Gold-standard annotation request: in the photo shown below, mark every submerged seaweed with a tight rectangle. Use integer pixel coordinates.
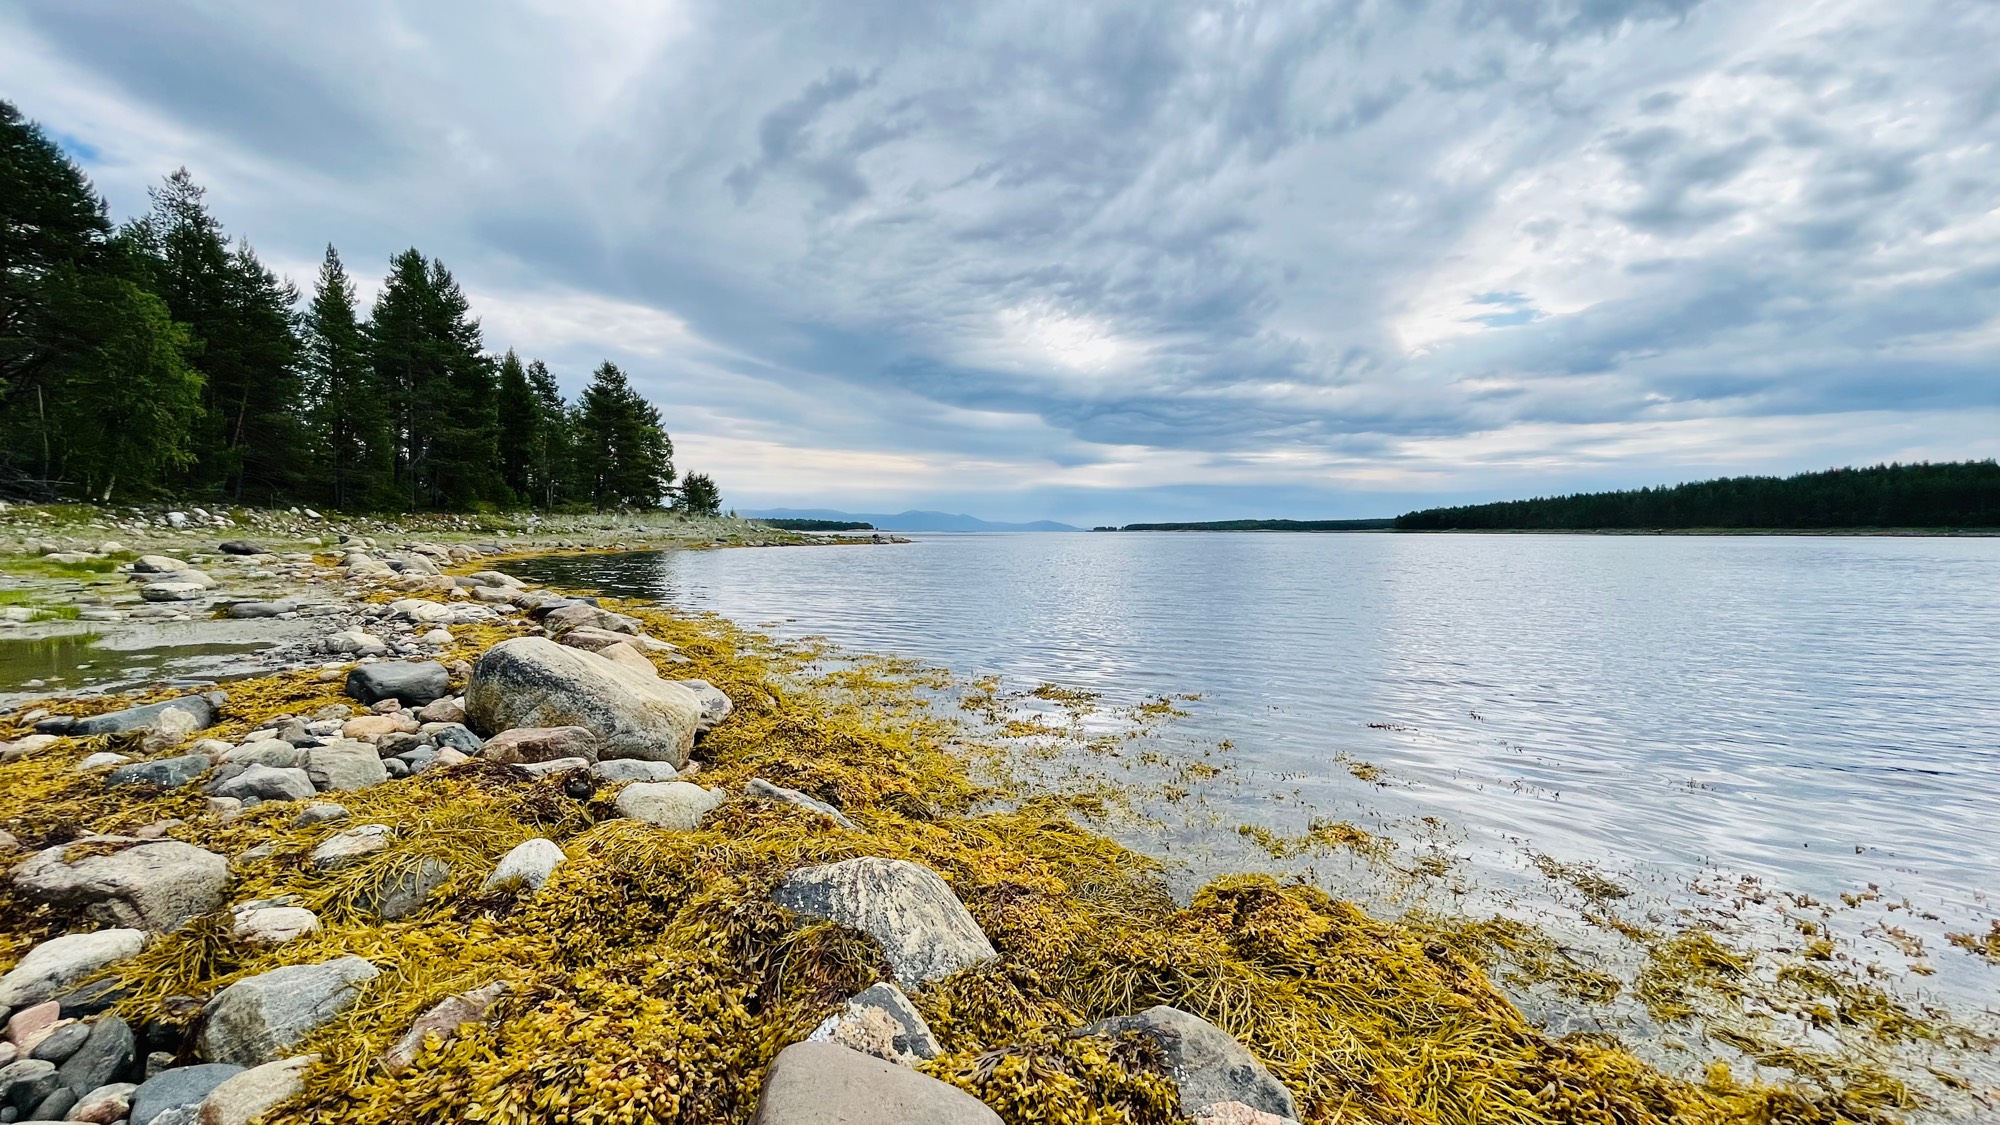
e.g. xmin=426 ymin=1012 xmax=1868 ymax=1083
xmin=0 ymin=598 xmax=1961 ymax=1124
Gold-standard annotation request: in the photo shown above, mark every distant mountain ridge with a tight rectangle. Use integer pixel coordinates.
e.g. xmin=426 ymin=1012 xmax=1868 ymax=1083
xmin=743 ymin=508 xmax=1079 ymax=532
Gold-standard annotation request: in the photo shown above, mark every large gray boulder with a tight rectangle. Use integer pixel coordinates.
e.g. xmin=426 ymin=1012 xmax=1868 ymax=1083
xmin=0 ymin=929 xmax=147 ymax=1011
xmin=751 ymin=1041 xmax=1000 ymax=1125
xmin=198 ymin=957 xmax=378 ymax=1067
xmin=771 ymin=858 xmax=995 ymax=989
xmin=13 ymin=840 xmax=228 ymax=931
xmin=344 ymin=661 xmax=450 ymax=707
xmin=70 ymin=695 xmax=220 ymax=738
xmin=129 ymin=1064 xmax=244 ymax=1125
xmin=1079 ymin=1006 xmax=1297 ymax=1121
xmin=302 ymin=741 xmax=388 ymax=791
xmin=465 ymin=638 xmax=703 ymax=765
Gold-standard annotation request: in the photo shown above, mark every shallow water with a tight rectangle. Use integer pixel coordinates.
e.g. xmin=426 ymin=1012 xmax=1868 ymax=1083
xmin=0 ymin=628 xmax=284 ymax=705
xmin=510 ymin=533 xmax=2000 ymax=1023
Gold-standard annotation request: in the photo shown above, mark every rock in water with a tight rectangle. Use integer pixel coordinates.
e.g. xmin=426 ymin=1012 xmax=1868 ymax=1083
xmin=465 ymin=638 xmax=702 ymax=765
xmin=0 ymin=931 xmax=147 ymax=1011
xmin=615 ymin=781 xmax=724 ymax=830
xmin=70 ymin=695 xmax=220 ymax=738
xmin=129 ymin=1064 xmax=244 ymax=1125
xmin=1079 ymin=1006 xmax=1298 ymax=1121
xmin=482 ymin=838 xmax=566 ymax=893
xmin=196 ymin=1053 xmax=315 ymax=1125
xmin=13 ymin=840 xmax=228 ymax=931
xmin=198 ymin=958 xmax=378 ymax=1067
xmin=344 ymin=662 xmax=450 ymax=707
xmin=751 ymin=1041 xmax=1001 ymax=1125
xmin=806 ymin=982 xmax=940 ymax=1066
xmin=771 ymin=858 xmax=996 ymax=989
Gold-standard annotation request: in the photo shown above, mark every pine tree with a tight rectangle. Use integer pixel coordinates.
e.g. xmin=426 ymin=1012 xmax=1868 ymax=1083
xmin=302 ymin=245 xmax=394 ymax=509
xmin=678 ymin=472 xmax=721 ymax=516
xmin=42 ymin=275 xmax=203 ymax=500
xmin=421 ymin=257 xmax=500 ymax=508
xmin=0 ymin=100 xmax=116 ymax=492
xmin=370 ymin=250 xmax=501 ymax=509
xmin=525 ymin=359 xmax=574 ymax=508
xmin=576 ymin=361 xmax=673 ymax=509
xmin=495 ymin=350 xmax=535 ymax=502
xmin=133 ymin=169 xmax=301 ymax=501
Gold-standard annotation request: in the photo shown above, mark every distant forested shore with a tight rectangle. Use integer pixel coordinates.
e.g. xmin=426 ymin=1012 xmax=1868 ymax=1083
xmin=1094 ymin=518 xmax=1395 ymax=532
xmin=1394 ymin=461 xmax=2000 ymax=531
xmin=1 ymin=101 xmax=720 ymax=515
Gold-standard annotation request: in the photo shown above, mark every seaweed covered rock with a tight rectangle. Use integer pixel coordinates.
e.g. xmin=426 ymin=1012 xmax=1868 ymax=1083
xmin=747 ymin=778 xmax=856 ymax=830
xmin=465 ymin=637 xmax=702 ymax=765
xmin=380 ymin=982 xmax=508 ymax=1074
xmin=106 ymin=753 xmax=213 ymax=790
xmin=772 ymin=858 xmax=996 ymax=989
xmin=751 ymin=1041 xmax=1001 ymax=1125
xmin=308 ymin=825 xmax=391 ymax=871
xmin=0 ymin=930 xmax=147 ymax=1011
xmin=806 ymin=982 xmax=940 ymax=1066
xmin=198 ymin=957 xmax=377 ymax=1067
xmin=1080 ymin=1005 xmax=1297 ymax=1121
xmin=360 ymin=859 xmax=451 ymax=920
xmin=13 ymin=840 xmax=228 ymax=932
xmin=344 ymin=661 xmax=450 ymax=707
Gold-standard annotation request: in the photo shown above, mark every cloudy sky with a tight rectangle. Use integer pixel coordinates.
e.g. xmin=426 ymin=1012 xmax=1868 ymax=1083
xmin=5 ymin=0 xmax=1998 ymax=523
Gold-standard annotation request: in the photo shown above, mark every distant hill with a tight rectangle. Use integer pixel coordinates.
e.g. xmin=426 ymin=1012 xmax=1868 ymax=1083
xmin=741 ymin=508 xmax=1079 ymax=532
xmin=1395 ymin=461 xmax=2000 ymax=530
xmin=1098 ymin=518 xmax=1395 ymax=532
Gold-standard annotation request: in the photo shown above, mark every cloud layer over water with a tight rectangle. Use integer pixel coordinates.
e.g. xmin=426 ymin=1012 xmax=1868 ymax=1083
xmin=6 ymin=0 xmax=1998 ymax=521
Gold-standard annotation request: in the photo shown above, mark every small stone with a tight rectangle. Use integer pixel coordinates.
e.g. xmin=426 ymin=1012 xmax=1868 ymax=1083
xmin=415 ymin=697 xmax=465 ymax=725
xmin=750 ymin=1041 xmax=1001 ymax=1125
xmin=198 ymin=958 xmax=377 ymax=1067
xmin=194 ymin=1053 xmax=314 ymax=1125
xmin=0 ymin=1057 xmax=59 ymax=1115
xmin=1191 ymin=1102 xmax=1301 ymax=1125
xmin=229 ymin=905 xmax=320 ymax=947
xmin=29 ymin=1083 xmax=77 ymax=1119
xmin=434 ymin=747 xmax=470 ymax=768
xmin=290 ymin=803 xmax=349 ymax=827
xmin=54 ymin=977 xmax=128 ymax=1018
xmin=419 ymin=629 xmax=453 ymax=646
xmin=368 ymin=698 xmax=403 ymax=714
xmin=6 ymin=1003 xmax=60 ymax=1053
xmin=481 ymin=839 xmax=565 ymax=894
xmin=479 ymin=726 xmax=601 ymax=765
xmin=26 ymin=1021 xmax=87 ymax=1062
xmin=339 ymin=714 xmax=416 ymax=742
xmin=360 ymin=859 xmax=451 ymax=920
xmin=1079 ymin=1006 xmax=1297 ymax=1121
xmin=54 ymin=1014 xmax=134 ymax=1093
xmin=428 ymin=724 xmax=482 ymax=755
xmin=217 ymin=740 xmax=300 ymax=768
xmin=806 ymin=982 xmax=940 ymax=1066
xmin=105 ymin=754 xmax=211 ymax=790
xmin=379 ymin=983 xmax=508 ymax=1074
xmin=308 ymin=825 xmax=392 ymax=871
xmin=76 ymin=752 xmax=132 ymax=771
xmin=772 ymin=858 xmax=996 ymax=990
xmin=615 ymin=782 xmax=723 ymax=831
xmin=66 ymin=1079 xmax=136 ymax=1123
xmin=216 ymin=541 xmax=258 ymax=555
xmin=223 ymin=601 xmax=296 ymax=620
xmin=205 ymin=797 xmax=244 ymax=822
xmin=206 ymin=765 xmax=314 ymax=803
xmin=128 ymin=1063 xmax=244 ymax=1125
xmin=589 ymin=759 xmax=682 ymax=783
xmin=746 ymin=778 xmax=857 ymax=830
xmin=302 ymin=741 xmax=388 ymax=791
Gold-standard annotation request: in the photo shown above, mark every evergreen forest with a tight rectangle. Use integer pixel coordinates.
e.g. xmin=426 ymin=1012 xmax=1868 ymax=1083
xmin=0 ymin=101 xmax=719 ymax=514
xmin=1394 ymin=461 xmax=2000 ymax=530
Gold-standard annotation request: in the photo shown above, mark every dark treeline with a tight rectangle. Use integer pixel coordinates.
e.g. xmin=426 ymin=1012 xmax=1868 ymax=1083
xmin=1095 ymin=518 xmax=1396 ymax=532
xmin=753 ymin=518 xmax=874 ymax=531
xmin=0 ymin=101 xmax=722 ymax=514
xmin=1395 ymin=461 xmax=2000 ymax=530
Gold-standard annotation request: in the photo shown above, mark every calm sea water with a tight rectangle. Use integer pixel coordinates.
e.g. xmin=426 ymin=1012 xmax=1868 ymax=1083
xmin=511 ymin=532 xmax=2000 ymax=1017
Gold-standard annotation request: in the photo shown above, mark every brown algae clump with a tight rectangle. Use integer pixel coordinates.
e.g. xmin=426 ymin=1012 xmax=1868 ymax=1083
xmin=0 ymin=605 xmax=1929 ymax=1124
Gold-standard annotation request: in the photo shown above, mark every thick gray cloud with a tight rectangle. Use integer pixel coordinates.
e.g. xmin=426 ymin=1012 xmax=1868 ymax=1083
xmin=3 ymin=0 xmax=1996 ymax=522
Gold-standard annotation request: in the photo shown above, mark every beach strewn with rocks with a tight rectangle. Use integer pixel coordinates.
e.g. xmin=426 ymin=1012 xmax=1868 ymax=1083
xmin=0 ymin=506 xmax=1959 ymax=1125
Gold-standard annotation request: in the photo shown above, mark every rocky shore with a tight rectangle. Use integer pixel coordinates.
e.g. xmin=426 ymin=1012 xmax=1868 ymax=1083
xmin=0 ymin=513 xmax=1927 ymax=1125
